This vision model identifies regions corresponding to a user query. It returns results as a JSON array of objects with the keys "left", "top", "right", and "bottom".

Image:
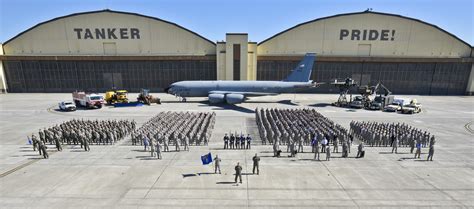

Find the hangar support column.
[
  {"left": 466, "top": 48, "right": 474, "bottom": 95},
  {"left": 0, "top": 44, "right": 6, "bottom": 93},
  {"left": 216, "top": 42, "right": 227, "bottom": 80},
  {"left": 248, "top": 42, "right": 257, "bottom": 80},
  {"left": 216, "top": 34, "right": 257, "bottom": 80},
  {"left": 467, "top": 63, "right": 474, "bottom": 95}
]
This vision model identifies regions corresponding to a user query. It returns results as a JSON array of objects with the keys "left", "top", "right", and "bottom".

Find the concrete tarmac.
[{"left": 0, "top": 93, "right": 473, "bottom": 208}]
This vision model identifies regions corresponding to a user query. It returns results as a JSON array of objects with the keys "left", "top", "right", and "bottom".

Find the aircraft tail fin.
[{"left": 283, "top": 53, "right": 316, "bottom": 82}]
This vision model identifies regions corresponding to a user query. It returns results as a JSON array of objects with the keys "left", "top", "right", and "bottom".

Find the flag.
[{"left": 201, "top": 152, "right": 212, "bottom": 165}]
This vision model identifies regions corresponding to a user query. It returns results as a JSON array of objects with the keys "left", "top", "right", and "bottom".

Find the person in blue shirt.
[{"left": 143, "top": 136, "right": 149, "bottom": 151}]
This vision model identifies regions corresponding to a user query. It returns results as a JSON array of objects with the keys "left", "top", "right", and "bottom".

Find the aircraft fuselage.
[{"left": 166, "top": 80, "right": 313, "bottom": 97}]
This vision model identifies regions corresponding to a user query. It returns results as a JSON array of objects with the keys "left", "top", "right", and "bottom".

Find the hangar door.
[
  {"left": 352, "top": 73, "right": 371, "bottom": 86},
  {"left": 103, "top": 73, "right": 123, "bottom": 89}
]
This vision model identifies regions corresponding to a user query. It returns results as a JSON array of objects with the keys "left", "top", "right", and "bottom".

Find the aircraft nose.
[{"left": 164, "top": 85, "right": 173, "bottom": 94}]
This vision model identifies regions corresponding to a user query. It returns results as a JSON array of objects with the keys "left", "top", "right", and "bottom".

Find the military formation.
[
  {"left": 222, "top": 133, "right": 252, "bottom": 150},
  {"left": 350, "top": 121, "right": 436, "bottom": 160},
  {"left": 25, "top": 108, "right": 436, "bottom": 162},
  {"left": 131, "top": 111, "right": 216, "bottom": 156},
  {"left": 256, "top": 108, "right": 353, "bottom": 160},
  {"left": 349, "top": 121, "right": 434, "bottom": 147},
  {"left": 28, "top": 119, "right": 136, "bottom": 158}
]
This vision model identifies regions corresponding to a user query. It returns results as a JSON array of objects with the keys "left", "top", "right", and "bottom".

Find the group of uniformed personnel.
[
  {"left": 350, "top": 121, "right": 436, "bottom": 160},
  {"left": 131, "top": 111, "right": 216, "bottom": 157},
  {"left": 256, "top": 108, "right": 352, "bottom": 160},
  {"left": 222, "top": 133, "right": 252, "bottom": 149},
  {"left": 213, "top": 154, "right": 261, "bottom": 184},
  {"left": 28, "top": 119, "right": 136, "bottom": 158}
]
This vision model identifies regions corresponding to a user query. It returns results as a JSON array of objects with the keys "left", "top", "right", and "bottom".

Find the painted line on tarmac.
[
  {"left": 0, "top": 159, "right": 40, "bottom": 178},
  {"left": 321, "top": 162, "right": 360, "bottom": 208},
  {"left": 144, "top": 151, "right": 178, "bottom": 198},
  {"left": 0, "top": 150, "right": 58, "bottom": 178},
  {"left": 46, "top": 105, "right": 71, "bottom": 116},
  {"left": 46, "top": 105, "right": 127, "bottom": 117},
  {"left": 465, "top": 121, "right": 474, "bottom": 134}
]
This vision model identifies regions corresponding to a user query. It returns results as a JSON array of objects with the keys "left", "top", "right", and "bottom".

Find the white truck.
[
  {"left": 401, "top": 99, "right": 422, "bottom": 114},
  {"left": 384, "top": 98, "right": 411, "bottom": 112},
  {"left": 72, "top": 91, "right": 104, "bottom": 109},
  {"left": 58, "top": 101, "right": 76, "bottom": 111}
]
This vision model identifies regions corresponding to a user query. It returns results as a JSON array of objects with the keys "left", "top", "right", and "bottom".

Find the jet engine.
[
  {"left": 225, "top": 94, "right": 245, "bottom": 104},
  {"left": 208, "top": 94, "right": 225, "bottom": 104}
]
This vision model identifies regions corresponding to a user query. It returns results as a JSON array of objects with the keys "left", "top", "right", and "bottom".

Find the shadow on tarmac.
[
  {"left": 197, "top": 172, "right": 215, "bottom": 176},
  {"left": 277, "top": 100, "right": 299, "bottom": 106},
  {"left": 182, "top": 174, "right": 197, "bottom": 178},
  {"left": 216, "top": 181, "right": 236, "bottom": 185},
  {"left": 203, "top": 104, "right": 255, "bottom": 114},
  {"left": 132, "top": 149, "right": 147, "bottom": 152},
  {"left": 209, "top": 148, "right": 227, "bottom": 150},
  {"left": 182, "top": 172, "right": 215, "bottom": 178},
  {"left": 308, "top": 103, "right": 332, "bottom": 107},
  {"left": 330, "top": 156, "right": 357, "bottom": 159},
  {"left": 22, "top": 154, "right": 41, "bottom": 157},
  {"left": 70, "top": 150, "right": 87, "bottom": 152},
  {"left": 379, "top": 151, "right": 411, "bottom": 154},
  {"left": 19, "top": 150, "right": 35, "bottom": 152},
  {"left": 51, "top": 108, "right": 99, "bottom": 112},
  {"left": 398, "top": 157, "right": 414, "bottom": 161}
]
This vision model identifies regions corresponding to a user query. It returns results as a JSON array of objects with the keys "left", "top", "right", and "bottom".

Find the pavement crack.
[
  {"left": 321, "top": 161, "right": 360, "bottom": 209},
  {"left": 144, "top": 151, "right": 177, "bottom": 198}
]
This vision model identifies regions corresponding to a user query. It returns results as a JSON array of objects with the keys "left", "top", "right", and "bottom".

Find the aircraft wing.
[{"left": 208, "top": 91, "right": 279, "bottom": 97}]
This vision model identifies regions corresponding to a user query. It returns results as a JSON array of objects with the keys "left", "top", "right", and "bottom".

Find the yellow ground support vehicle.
[
  {"left": 105, "top": 90, "right": 129, "bottom": 104},
  {"left": 137, "top": 89, "right": 161, "bottom": 105}
]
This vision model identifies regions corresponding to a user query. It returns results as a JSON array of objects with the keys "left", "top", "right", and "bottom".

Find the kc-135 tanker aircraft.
[{"left": 165, "top": 53, "right": 317, "bottom": 104}]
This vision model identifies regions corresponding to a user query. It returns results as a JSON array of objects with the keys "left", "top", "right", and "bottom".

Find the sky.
[{"left": 0, "top": 0, "right": 473, "bottom": 45}]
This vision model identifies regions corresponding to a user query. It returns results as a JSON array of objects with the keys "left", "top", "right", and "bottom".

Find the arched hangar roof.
[
  {"left": 258, "top": 11, "right": 472, "bottom": 58},
  {"left": 259, "top": 11, "right": 470, "bottom": 47},
  {"left": 4, "top": 9, "right": 215, "bottom": 45},
  {"left": 3, "top": 9, "right": 215, "bottom": 55}
]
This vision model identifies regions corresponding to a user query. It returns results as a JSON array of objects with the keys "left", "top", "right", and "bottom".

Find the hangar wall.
[
  {"left": 257, "top": 58, "right": 471, "bottom": 95},
  {"left": 3, "top": 10, "right": 215, "bottom": 55},
  {"left": 2, "top": 59, "right": 215, "bottom": 92},
  {"left": 257, "top": 12, "right": 471, "bottom": 58},
  {"left": 0, "top": 10, "right": 473, "bottom": 95},
  {"left": 256, "top": 12, "right": 473, "bottom": 95},
  {"left": 1, "top": 10, "right": 217, "bottom": 93}
]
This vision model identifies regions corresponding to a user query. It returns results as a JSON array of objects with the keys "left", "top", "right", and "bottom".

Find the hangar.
[
  {"left": 0, "top": 10, "right": 217, "bottom": 93},
  {"left": 0, "top": 10, "right": 473, "bottom": 95}
]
